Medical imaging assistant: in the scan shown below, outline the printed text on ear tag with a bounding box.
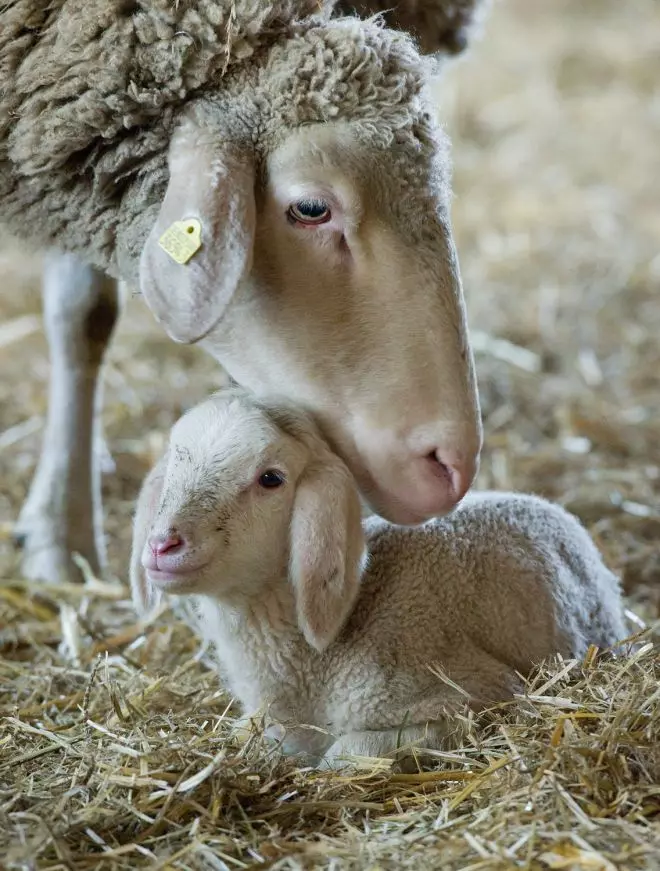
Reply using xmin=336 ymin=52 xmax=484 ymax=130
xmin=158 ymin=219 xmax=202 ymax=264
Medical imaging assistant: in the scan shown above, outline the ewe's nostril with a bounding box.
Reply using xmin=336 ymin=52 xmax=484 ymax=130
xmin=425 ymin=451 xmax=453 ymax=486
xmin=148 ymin=532 xmax=184 ymax=556
xmin=431 ymin=451 xmax=474 ymax=502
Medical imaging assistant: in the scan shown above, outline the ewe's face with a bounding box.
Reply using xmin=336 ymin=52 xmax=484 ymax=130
xmin=141 ymin=115 xmax=481 ymax=526
xmin=206 ymin=121 xmax=482 ymax=526
xmin=140 ymin=397 xmax=305 ymax=599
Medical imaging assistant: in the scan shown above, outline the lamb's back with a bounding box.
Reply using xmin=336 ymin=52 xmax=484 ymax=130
xmin=339 ymin=492 xmax=625 ymax=680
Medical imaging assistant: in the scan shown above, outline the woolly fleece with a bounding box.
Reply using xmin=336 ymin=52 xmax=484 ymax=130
xmin=0 ymin=1 xmax=452 ymax=283
xmin=338 ymin=0 xmax=488 ymax=55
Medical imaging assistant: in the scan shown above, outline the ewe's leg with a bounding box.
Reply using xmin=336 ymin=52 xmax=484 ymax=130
xmin=15 ymin=253 xmax=120 ymax=583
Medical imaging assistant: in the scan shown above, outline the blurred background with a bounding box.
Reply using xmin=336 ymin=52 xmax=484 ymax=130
xmin=1 ymin=0 xmax=659 ymax=616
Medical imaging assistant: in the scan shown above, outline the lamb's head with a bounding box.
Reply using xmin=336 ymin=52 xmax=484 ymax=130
xmin=131 ymin=389 xmax=366 ymax=652
xmin=139 ymin=17 xmax=482 ymax=526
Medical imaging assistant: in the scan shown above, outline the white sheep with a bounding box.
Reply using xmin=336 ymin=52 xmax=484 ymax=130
xmin=2 ymin=0 xmax=486 ymax=585
xmin=130 ymin=389 xmax=628 ymax=770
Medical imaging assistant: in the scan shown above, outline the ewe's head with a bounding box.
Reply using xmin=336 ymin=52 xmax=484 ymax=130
xmin=140 ymin=18 xmax=482 ymax=527
xmin=131 ymin=390 xmax=365 ymax=652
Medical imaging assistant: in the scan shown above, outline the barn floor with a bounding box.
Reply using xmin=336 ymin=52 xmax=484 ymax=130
xmin=1 ymin=0 xmax=660 ymax=867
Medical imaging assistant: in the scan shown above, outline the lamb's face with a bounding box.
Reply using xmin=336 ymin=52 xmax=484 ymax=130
xmin=140 ymin=395 xmax=308 ymax=600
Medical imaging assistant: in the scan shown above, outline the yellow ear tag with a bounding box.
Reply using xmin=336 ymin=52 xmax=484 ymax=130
xmin=157 ymin=219 xmax=202 ymax=265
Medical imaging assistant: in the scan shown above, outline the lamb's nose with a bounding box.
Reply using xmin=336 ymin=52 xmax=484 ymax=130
xmin=148 ymin=532 xmax=184 ymax=556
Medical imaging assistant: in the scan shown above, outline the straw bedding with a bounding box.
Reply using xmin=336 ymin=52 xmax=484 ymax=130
xmin=1 ymin=0 xmax=659 ymax=867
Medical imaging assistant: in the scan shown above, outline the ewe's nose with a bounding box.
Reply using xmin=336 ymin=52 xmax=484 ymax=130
xmin=148 ymin=532 xmax=184 ymax=556
xmin=352 ymin=422 xmax=481 ymax=525
xmin=410 ymin=447 xmax=477 ymax=515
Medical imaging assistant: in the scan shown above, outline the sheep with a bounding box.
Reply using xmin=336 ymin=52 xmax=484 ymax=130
xmin=1 ymin=0 xmax=488 ymax=585
xmin=130 ymin=388 xmax=629 ymax=770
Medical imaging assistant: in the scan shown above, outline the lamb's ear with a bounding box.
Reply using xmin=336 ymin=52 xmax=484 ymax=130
xmin=289 ymin=455 xmax=366 ymax=653
xmin=130 ymin=457 xmax=167 ymax=615
xmin=140 ymin=126 xmax=256 ymax=344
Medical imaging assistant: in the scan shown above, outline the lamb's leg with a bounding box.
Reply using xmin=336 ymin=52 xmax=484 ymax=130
xmin=321 ymin=721 xmax=453 ymax=773
xmin=231 ymin=715 xmax=333 ymax=765
xmin=321 ymin=661 xmax=523 ymax=772
xmin=14 ymin=253 xmax=121 ymax=584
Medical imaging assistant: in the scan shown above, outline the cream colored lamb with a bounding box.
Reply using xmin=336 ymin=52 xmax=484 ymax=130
xmin=130 ymin=388 xmax=628 ymax=770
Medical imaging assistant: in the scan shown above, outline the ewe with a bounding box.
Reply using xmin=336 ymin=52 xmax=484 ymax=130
xmin=1 ymin=0 xmax=486 ymax=583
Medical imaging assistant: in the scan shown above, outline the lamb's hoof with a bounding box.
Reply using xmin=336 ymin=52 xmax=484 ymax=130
xmin=318 ymin=756 xmax=354 ymax=773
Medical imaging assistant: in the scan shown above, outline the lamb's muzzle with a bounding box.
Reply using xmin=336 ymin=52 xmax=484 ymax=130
xmin=144 ymin=528 xmax=214 ymax=590
xmin=142 ymin=531 xmax=202 ymax=590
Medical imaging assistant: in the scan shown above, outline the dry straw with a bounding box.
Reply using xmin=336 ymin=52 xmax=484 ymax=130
xmin=2 ymin=0 xmax=660 ymax=867
xmin=1 ymin=583 xmax=659 ymax=869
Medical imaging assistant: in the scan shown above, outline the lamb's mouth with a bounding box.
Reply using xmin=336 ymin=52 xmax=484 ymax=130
xmin=146 ymin=563 xmax=210 ymax=589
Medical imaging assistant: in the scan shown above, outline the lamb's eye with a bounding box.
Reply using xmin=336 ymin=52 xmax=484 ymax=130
xmin=258 ymin=470 xmax=285 ymax=489
xmin=287 ymin=199 xmax=331 ymax=225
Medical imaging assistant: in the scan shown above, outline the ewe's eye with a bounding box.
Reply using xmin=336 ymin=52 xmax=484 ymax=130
xmin=287 ymin=198 xmax=331 ymax=226
xmin=258 ymin=470 xmax=286 ymax=489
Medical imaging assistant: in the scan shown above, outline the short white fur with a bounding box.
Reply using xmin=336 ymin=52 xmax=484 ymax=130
xmin=131 ymin=388 xmax=628 ymax=770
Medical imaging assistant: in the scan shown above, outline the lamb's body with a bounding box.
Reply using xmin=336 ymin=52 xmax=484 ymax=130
xmin=131 ymin=392 xmax=627 ymax=768
xmin=189 ymin=492 xmax=625 ymax=763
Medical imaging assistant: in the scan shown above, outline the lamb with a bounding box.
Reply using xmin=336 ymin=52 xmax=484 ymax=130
xmin=130 ymin=388 xmax=628 ymax=770
xmin=2 ymin=0 xmax=487 ymax=585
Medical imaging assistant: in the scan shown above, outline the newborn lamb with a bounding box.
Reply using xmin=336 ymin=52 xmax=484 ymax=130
xmin=130 ymin=389 xmax=628 ymax=769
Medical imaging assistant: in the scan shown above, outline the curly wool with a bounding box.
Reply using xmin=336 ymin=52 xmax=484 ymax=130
xmin=337 ymin=0 xmax=489 ymax=55
xmin=0 ymin=1 xmax=434 ymax=281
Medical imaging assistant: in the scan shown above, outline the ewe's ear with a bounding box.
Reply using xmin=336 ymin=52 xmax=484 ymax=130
xmin=140 ymin=124 xmax=256 ymax=344
xmin=130 ymin=457 xmax=167 ymax=615
xmin=289 ymin=455 xmax=365 ymax=653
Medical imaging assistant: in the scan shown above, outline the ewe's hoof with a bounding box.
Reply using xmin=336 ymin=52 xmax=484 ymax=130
xmin=19 ymin=543 xmax=92 ymax=586
xmin=14 ymin=517 xmax=102 ymax=585
xmin=14 ymin=499 xmax=103 ymax=585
